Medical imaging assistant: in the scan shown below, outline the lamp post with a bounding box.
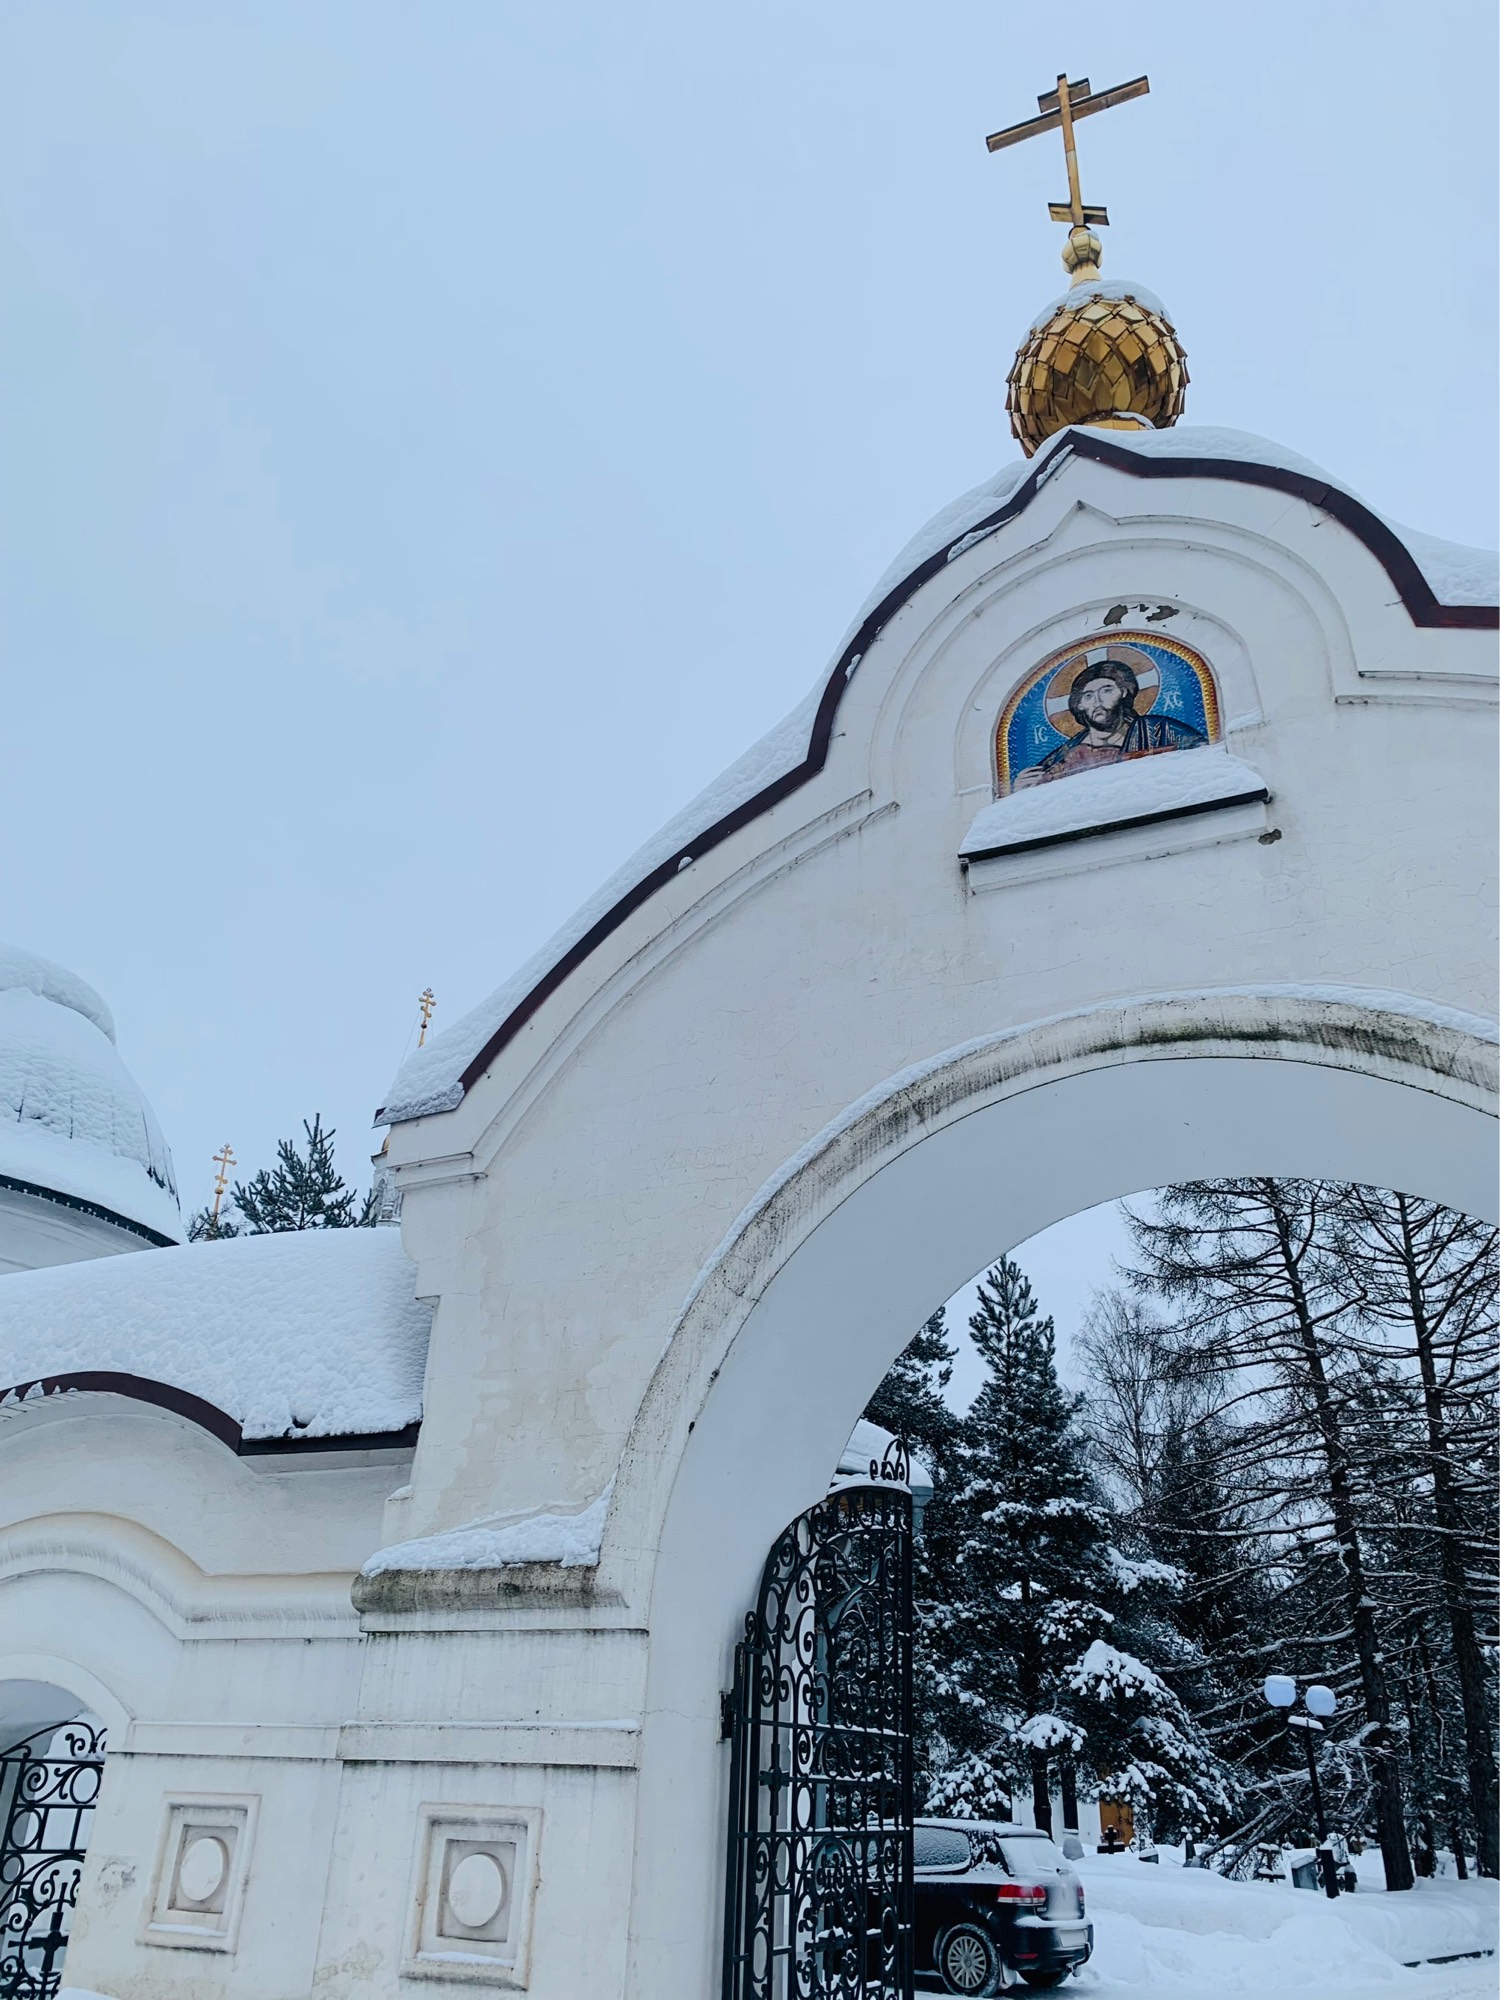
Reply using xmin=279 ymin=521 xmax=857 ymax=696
xmin=1263 ymin=1675 xmax=1341 ymax=1898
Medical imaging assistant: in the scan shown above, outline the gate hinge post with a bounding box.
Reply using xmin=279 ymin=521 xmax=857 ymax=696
xmin=718 ymin=1689 xmax=736 ymax=1741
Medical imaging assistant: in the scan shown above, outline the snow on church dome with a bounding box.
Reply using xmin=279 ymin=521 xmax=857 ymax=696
xmin=0 ymin=944 xmax=182 ymax=1249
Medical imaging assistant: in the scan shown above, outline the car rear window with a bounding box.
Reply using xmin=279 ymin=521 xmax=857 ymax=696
xmin=997 ymin=1836 xmax=1068 ymax=1873
xmin=914 ymin=1826 xmax=972 ymax=1870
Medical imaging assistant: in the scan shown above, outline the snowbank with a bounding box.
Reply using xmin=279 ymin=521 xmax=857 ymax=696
xmin=0 ymin=1228 xmax=431 ymax=1441
xmin=362 ymin=1479 xmax=612 ymax=1575
xmin=1071 ymin=1851 xmax=1497 ymax=1998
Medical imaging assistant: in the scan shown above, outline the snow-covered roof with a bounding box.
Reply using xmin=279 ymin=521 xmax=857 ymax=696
xmin=379 ymin=427 xmax=1497 ymax=1127
xmin=0 ymin=1227 xmax=431 ymax=1444
xmin=0 ymin=945 xmax=181 ymax=1242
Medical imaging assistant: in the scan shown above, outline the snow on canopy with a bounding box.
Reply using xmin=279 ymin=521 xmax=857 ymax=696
xmin=0 ymin=944 xmax=180 ymax=1240
xmin=0 ymin=1227 xmax=431 ymax=1442
xmin=378 ymin=430 xmax=1496 ymax=1126
xmin=960 ymin=747 xmax=1269 ymax=858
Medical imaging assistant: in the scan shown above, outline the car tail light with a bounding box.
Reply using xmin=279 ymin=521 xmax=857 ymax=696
xmin=995 ymin=1882 xmax=1048 ymax=1910
xmin=1077 ymin=1883 xmax=1086 ymax=1916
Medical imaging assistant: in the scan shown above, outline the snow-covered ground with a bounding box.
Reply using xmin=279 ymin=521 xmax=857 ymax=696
xmin=981 ymin=1851 xmax=1498 ymax=1999
xmin=66 ymin=1855 xmax=1498 ymax=2000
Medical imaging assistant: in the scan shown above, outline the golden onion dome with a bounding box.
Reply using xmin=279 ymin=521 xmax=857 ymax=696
xmin=1006 ymin=224 xmax=1188 ymax=458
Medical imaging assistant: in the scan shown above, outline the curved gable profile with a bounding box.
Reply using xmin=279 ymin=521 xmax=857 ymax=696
xmin=380 ymin=424 xmax=1498 ymax=1129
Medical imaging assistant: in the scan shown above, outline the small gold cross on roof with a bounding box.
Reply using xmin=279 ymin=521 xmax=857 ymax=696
xmin=986 ymin=73 xmax=1149 ymax=235
xmin=417 ymin=987 xmax=436 ymax=1048
xmin=210 ymin=1142 xmax=236 ymax=1223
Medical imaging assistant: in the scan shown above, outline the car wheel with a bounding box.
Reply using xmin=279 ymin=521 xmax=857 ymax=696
xmin=937 ymin=1922 xmax=1006 ymax=1996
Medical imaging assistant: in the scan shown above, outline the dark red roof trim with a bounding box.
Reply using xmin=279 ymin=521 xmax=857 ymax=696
xmin=0 ymin=1369 xmax=419 ymax=1456
xmin=389 ymin=432 xmax=1496 ymax=1119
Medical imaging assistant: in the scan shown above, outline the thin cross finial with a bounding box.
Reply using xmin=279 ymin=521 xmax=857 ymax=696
xmin=417 ymin=987 xmax=436 ymax=1048
xmin=985 ymin=72 xmax=1150 ymax=279
xmin=210 ymin=1143 xmax=236 ymax=1224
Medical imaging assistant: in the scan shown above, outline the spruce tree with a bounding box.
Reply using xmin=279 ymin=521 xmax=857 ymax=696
xmin=923 ymin=1260 xmax=1117 ymax=1833
xmin=864 ymin=1261 xmax=1235 ymax=1840
xmin=230 ymin=1116 xmax=378 ymax=1233
xmin=863 ymin=1307 xmax=959 ymax=1475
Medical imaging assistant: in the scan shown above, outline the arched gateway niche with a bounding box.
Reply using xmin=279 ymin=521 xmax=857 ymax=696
xmin=616 ymin=990 xmax=1497 ymax=1996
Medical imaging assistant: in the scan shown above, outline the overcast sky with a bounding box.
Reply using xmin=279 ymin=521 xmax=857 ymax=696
xmin=2 ymin=2 xmax=1495 ymax=1231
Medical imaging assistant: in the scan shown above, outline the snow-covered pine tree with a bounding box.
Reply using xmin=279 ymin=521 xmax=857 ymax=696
xmin=867 ymin=1262 xmax=1236 ymax=1841
xmin=230 ymin=1116 xmax=378 ymax=1233
xmin=922 ymin=1262 xmax=1235 ymax=1839
xmin=922 ymin=1260 xmax=1119 ymax=1834
xmin=862 ymin=1306 xmax=959 ymax=1474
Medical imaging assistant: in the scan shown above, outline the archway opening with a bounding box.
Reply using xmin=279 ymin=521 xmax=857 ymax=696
xmin=623 ymin=1013 xmax=1497 ymax=1995
xmin=867 ymin=1177 xmax=1496 ymax=1884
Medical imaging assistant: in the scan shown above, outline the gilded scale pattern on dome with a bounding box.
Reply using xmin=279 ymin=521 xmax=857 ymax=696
xmin=1007 ymin=295 xmax=1188 ymax=457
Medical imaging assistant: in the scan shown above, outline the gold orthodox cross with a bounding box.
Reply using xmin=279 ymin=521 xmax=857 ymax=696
xmin=986 ymin=72 xmax=1150 ymax=233
xmin=210 ymin=1142 xmax=236 ymax=1223
xmin=417 ymin=987 xmax=436 ymax=1047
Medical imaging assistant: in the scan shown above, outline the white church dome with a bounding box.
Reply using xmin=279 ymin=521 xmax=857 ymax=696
xmin=0 ymin=944 xmax=182 ymax=1270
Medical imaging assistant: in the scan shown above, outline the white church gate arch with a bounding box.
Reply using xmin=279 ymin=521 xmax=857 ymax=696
xmin=1 ymin=411 xmax=1493 ymax=1992
xmin=371 ymin=426 xmax=1496 ymax=2000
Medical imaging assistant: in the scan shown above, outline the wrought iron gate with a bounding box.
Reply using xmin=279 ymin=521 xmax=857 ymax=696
xmin=0 ymin=1721 xmax=105 ymax=2000
xmin=721 ymin=1441 xmax=914 ymax=2000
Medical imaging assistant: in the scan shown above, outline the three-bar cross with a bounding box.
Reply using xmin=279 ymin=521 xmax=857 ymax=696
xmin=210 ymin=1142 xmax=236 ymax=1224
xmin=986 ymin=73 xmax=1149 ymax=235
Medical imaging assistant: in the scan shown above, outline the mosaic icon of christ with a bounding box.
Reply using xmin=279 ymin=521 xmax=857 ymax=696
xmin=1011 ymin=648 xmax=1207 ymax=790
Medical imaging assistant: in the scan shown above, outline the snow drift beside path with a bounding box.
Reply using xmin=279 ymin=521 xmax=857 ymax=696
xmin=0 ymin=1228 xmax=431 ymax=1441
xmin=1066 ymin=1851 xmax=1496 ymax=1998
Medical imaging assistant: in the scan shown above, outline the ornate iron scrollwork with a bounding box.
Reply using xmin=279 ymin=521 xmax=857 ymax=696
xmin=0 ymin=1719 xmax=106 ymax=2000
xmin=722 ymin=1463 xmax=914 ymax=1999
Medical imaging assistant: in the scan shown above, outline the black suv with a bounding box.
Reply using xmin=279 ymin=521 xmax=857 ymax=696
xmin=914 ymin=1818 xmax=1092 ymax=1994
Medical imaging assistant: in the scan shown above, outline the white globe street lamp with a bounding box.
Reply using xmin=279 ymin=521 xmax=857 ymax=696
xmin=1260 ymin=1675 xmax=1341 ymax=1897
